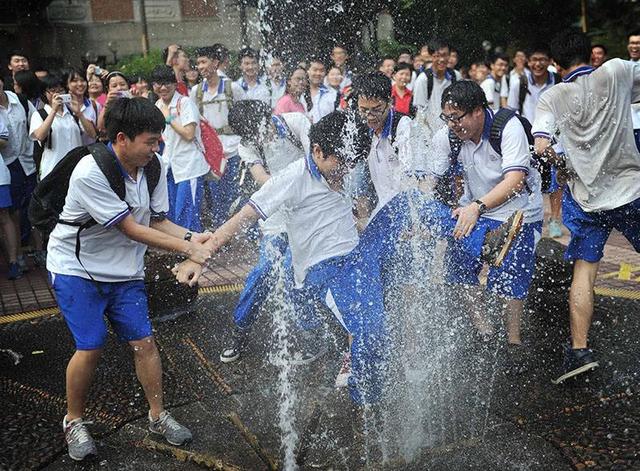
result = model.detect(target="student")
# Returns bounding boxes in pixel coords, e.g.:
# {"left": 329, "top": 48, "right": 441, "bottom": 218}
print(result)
{"left": 190, "top": 46, "right": 241, "bottom": 228}
{"left": 63, "top": 68, "right": 98, "bottom": 146}
{"left": 47, "top": 97, "right": 212, "bottom": 461}
{"left": 448, "top": 47, "right": 460, "bottom": 70}
{"left": 397, "top": 48, "right": 413, "bottom": 65}
{"left": 508, "top": 50, "right": 528, "bottom": 86}
{"left": 29, "top": 74, "right": 83, "bottom": 179}
{"left": 4, "top": 50, "right": 29, "bottom": 92}
{"left": 306, "top": 58, "right": 337, "bottom": 123}
{"left": 435, "top": 81, "right": 543, "bottom": 366}
{"left": 96, "top": 71, "right": 131, "bottom": 130}
{"left": 480, "top": 53, "right": 509, "bottom": 111}
{"left": 391, "top": 63, "right": 414, "bottom": 117}
{"left": 266, "top": 56, "right": 287, "bottom": 108}
{"left": 628, "top": 31, "right": 640, "bottom": 62}
{"left": 532, "top": 31, "right": 640, "bottom": 383}
{"left": 219, "top": 100, "right": 311, "bottom": 362}
{"left": 152, "top": 65, "right": 209, "bottom": 232}
{"left": 507, "top": 44, "right": 563, "bottom": 238}
{"left": 274, "top": 67, "right": 309, "bottom": 115}
{"left": 163, "top": 44, "right": 190, "bottom": 96}
{"left": 174, "top": 111, "right": 526, "bottom": 404}
{"left": 378, "top": 56, "right": 396, "bottom": 79}
{"left": 233, "top": 47, "right": 271, "bottom": 105}
{"left": 0, "top": 77, "right": 37, "bottom": 277}
{"left": 0, "top": 114, "right": 21, "bottom": 279}
{"left": 328, "top": 45, "right": 352, "bottom": 89}
{"left": 590, "top": 44, "right": 607, "bottom": 68}
{"left": 412, "top": 39, "right": 461, "bottom": 114}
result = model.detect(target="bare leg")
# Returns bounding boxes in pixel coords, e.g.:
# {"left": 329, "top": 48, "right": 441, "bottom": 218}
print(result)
{"left": 0, "top": 208, "right": 18, "bottom": 263}
{"left": 459, "top": 285, "right": 494, "bottom": 336}
{"left": 549, "top": 187, "right": 563, "bottom": 222}
{"left": 569, "top": 260, "right": 599, "bottom": 349}
{"left": 66, "top": 349, "right": 103, "bottom": 421}
{"left": 504, "top": 298, "right": 524, "bottom": 345}
{"left": 130, "top": 336, "right": 164, "bottom": 419}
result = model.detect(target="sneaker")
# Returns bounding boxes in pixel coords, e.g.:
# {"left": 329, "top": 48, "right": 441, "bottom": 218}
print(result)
{"left": 548, "top": 219, "right": 563, "bottom": 238}
{"left": 220, "top": 327, "right": 250, "bottom": 363}
{"left": 552, "top": 346, "right": 599, "bottom": 384}
{"left": 63, "top": 416, "right": 97, "bottom": 461}
{"left": 334, "top": 351, "right": 352, "bottom": 388}
{"left": 148, "top": 410, "right": 192, "bottom": 446}
{"left": 504, "top": 343, "right": 528, "bottom": 374}
{"left": 7, "top": 262, "right": 22, "bottom": 280}
{"left": 481, "top": 210, "right": 524, "bottom": 267}
{"left": 289, "top": 330, "right": 326, "bottom": 365}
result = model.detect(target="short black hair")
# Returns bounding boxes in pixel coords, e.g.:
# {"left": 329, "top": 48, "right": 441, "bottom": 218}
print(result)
{"left": 628, "top": 31, "right": 640, "bottom": 40}
{"left": 441, "top": 80, "right": 488, "bottom": 113}
{"left": 591, "top": 44, "right": 608, "bottom": 55}
{"left": 354, "top": 72, "right": 391, "bottom": 101}
{"left": 489, "top": 52, "right": 509, "bottom": 64}
{"left": 195, "top": 46, "right": 221, "bottom": 61}
{"left": 62, "top": 68, "right": 86, "bottom": 88}
{"left": 526, "top": 43, "right": 551, "bottom": 59}
{"left": 6, "top": 50, "right": 29, "bottom": 62}
{"left": 393, "top": 62, "right": 413, "bottom": 74}
{"left": 228, "top": 99, "right": 272, "bottom": 144}
{"left": 104, "top": 97, "right": 165, "bottom": 142}
{"left": 212, "top": 43, "right": 229, "bottom": 61}
{"left": 239, "top": 47, "right": 258, "bottom": 61}
{"left": 309, "top": 110, "right": 369, "bottom": 165}
{"left": 150, "top": 65, "right": 177, "bottom": 84}
{"left": 39, "top": 74, "right": 65, "bottom": 104}
{"left": 427, "top": 38, "right": 450, "bottom": 55}
{"left": 105, "top": 71, "right": 130, "bottom": 88}
{"left": 377, "top": 56, "right": 395, "bottom": 68}
{"left": 14, "top": 70, "right": 41, "bottom": 100}
{"left": 550, "top": 30, "right": 591, "bottom": 70}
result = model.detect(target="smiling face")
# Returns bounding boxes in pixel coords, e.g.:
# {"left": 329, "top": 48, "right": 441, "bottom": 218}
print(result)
{"left": 357, "top": 95, "right": 390, "bottom": 133}
{"left": 628, "top": 35, "right": 640, "bottom": 61}
{"left": 108, "top": 75, "right": 129, "bottom": 92}
{"left": 490, "top": 58, "right": 508, "bottom": 80}
{"left": 378, "top": 59, "right": 396, "bottom": 78}
{"left": 116, "top": 131, "right": 162, "bottom": 168}
{"left": 431, "top": 47, "right": 450, "bottom": 75}
{"left": 67, "top": 73, "right": 87, "bottom": 96}
{"left": 8, "top": 55, "right": 29, "bottom": 75}
{"left": 331, "top": 47, "right": 348, "bottom": 67}
{"left": 240, "top": 56, "right": 259, "bottom": 81}
{"left": 393, "top": 68, "right": 411, "bottom": 88}
{"left": 307, "top": 61, "right": 326, "bottom": 87}
{"left": 327, "top": 66, "right": 343, "bottom": 88}
{"left": 287, "top": 68, "right": 308, "bottom": 96}
{"left": 441, "top": 102, "right": 484, "bottom": 142}
{"left": 154, "top": 80, "right": 176, "bottom": 102}
{"left": 311, "top": 144, "right": 350, "bottom": 186}
{"left": 528, "top": 52, "right": 551, "bottom": 81}
{"left": 88, "top": 75, "right": 103, "bottom": 96}
{"left": 196, "top": 55, "right": 218, "bottom": 81}
{"left": 590, "top": 46, "right": 606, "bottom": 67}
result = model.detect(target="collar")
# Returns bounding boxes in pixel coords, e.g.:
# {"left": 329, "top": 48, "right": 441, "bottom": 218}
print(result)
{"left": 241, "top": 76, "right": 261, "bottom": 92}
{"left": 430, "top": 66, "right": 454, "bottom": 81}
{"left": 271, "top": 115, "right": 287, "bottom": 139}
{"left": 391, "top": 85, "right": 411, "bottom": 98}
{"left": 562, "top": 65, "right": 595, "bottom": 83}
{"left": 381, "top": 108, "right": 395, "bottom": 139}
{"left": 304, "top": 152, "right": 322, "bottom": 180}
{"left": 107, "top": 142, "right": 136, "bottom": 181}
{"left": 527, "top": 69, "right": 555, "bottom": 86}
{"left": 202, "top": 78, "right": 225, "bottom": 95}
{"left": 481, "top": 108, "right": 494, "bottom": 141}
{"left": 4, "top": 91, "right": 20, "bottom": 107}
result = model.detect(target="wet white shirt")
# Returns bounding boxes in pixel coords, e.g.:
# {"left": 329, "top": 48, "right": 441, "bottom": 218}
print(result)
{"left": 0, "top": 91, "right": 36, "bottom": 175}
{"left": 47, "top": 151, "right": 169, "bottom": 281}
{"left": 532, "top": 60, "right": 640, "bottom": 212}
{"left": 481, "top": 75, "right": 507, "bottom": 111}
{"left": 249, "top": 156, "right": 358, "bottom": 287}
{"left": 239, "top": 112, "right": 310, "bottom": 235}
{"left": 309, "top": 85, "right": 337, "bottom": 123}
{"left": 190, "top": 77, "right": 241, "bottom": 158}
{"left": 232, "top": 77, "right": 271, "bottom": 105}
{"left": 29, "top": 104, "right": 83, "bottom": 179}
{"left": 157, "top": 92, "right": 209, "bottom": 183}
{"left": 507, "top": 70, "right": 558, "bottom": 123}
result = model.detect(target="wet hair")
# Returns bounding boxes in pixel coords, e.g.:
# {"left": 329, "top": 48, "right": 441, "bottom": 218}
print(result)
{"left": 441, "top": 80, "right": 488, "bottom": 113}
{"left": 195, "top": 46, "right": 220, "bottom": 61}
{"left": 104, "top": 97, "right": 165, "bottom": 142}
{"left": 239, "top": 47, "right": 258, "bottom": 61}
{"left": 427, "top": 38, "right": 450, "bottom": 55}
{"left": 354, "top": 72, "right": 391, "bottom": 101}
{"left": 309, "top": 110, "right": 369, "bottom": 165}
{"left": 393, "top": 62, "right": 413, "bottom": 74}
{"left": 526, "top": 43, "right": 551, "bottom": 59}
{"left": 39, "top": 74, "right": 66, "bottom": 104}
{"left": 14, "top": 70, "right": 41, "bottom": 100}
{"left": 105, "top": 71, "right": 130, "bottom": 88}
{"left": 550, "top": 31, "right": 591, "bottom": 70}
{"left": 227, "top": 100, "right": 272, "bottom": 144}
{"left": 150, "top": 65, "right": 177, "bottom": 84}
{"left": 489, "top": 52, "right": 509, "bottom": 65}
{"left": 591, "top": 44, "right": 607, "bottom": 55}
{"left": 211, "top": 43, "right": 229, "bottom": 61}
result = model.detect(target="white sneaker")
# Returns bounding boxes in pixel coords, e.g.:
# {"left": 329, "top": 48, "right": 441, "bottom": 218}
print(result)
{"left": 63, "top": 416, "right": 97, "bottom": 461}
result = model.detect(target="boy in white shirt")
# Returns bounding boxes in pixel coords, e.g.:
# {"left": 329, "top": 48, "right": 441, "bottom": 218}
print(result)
{"left": 307, "top": 58, "right": 338, "bottom": 123}
{"left": 480, "top": 53, "right": 509, "bottom": 111}
{"left": 233, "top": 47, "right": 271, "bottom": 105}
{"left": 152, "top": 65, "right": 209, "bottom": 231}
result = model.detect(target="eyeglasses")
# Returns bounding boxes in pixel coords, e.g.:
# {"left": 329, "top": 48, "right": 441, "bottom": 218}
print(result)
{"left": 358, "top": 104, "right": 388, "bottom": 117}
{"left": 439, "top": 111, "right": 468, "bottom": 124}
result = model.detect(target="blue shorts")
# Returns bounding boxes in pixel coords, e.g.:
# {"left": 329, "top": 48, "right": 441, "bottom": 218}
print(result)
{"left": 445, "top": 218, "right": 542, "bottom": 300}
{"left": 562, "top": 188, "right": 640, "bottom": 263}
{"left": 50, "top": 273, "right": 153, "bottom": 350}
{"left": 167, "top": 169, "right": 204, "bottom": 232}
{"left": 8, "top": 160, "right": 37, "bottom": 211}
{"left": 543, "top": 165, "right": 561, "bottom": 194}
{"left": 0, "top": 185, "right": 11, "bottom": 209}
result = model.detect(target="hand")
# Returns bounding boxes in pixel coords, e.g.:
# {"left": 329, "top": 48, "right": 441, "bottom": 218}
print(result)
{"left": 172, "top": 260, "right": 203, "bottom": 287}
{"left": 51, "top": 93, "right": 63, "bottom": 113}
{"left": 536, "top": 145, "right": 564, "bottom": 167}
{"left": 86, "top": 64, "right": 97, "bottom": 80}
{"left": 166, "top": 44, "right": 179, "bottom": 66}
{"left": 69, "top": 97, "right": 82, "bottom": 116}
{"left": 191, "top": 231, "right": 213, "bottom": 244}
{"left": 185, "top": 239, "right": 212, "bottom": 264}
{"left": 106, "top": 90, "right": 121, "bottom": 104}
{"left": 452, "top": 203, "right": 481, "bottom": 240}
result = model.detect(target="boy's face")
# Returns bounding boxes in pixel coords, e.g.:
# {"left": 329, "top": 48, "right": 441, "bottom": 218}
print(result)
{"left": 378, "top": 59, "right": 395, "bottom": 78}
{"left": 307, "top": 62, "right": 326, "bottom": 86}
{"left": 441, "top": 103, "right": 483, "bottom": 141}
{"left": 528, "top": 52, "right": 550, "bottom": 80}
{"left": 591, "top": 47, "right": 606, "bottom": 67}
{"left": 196, "top": 56, "right": 218, "bottom": 80}
{"left": 312, "top": 144, "right": 350, "bottom": 186}
{"left": 118, "top": 131, "right": 161, "bottom": 167}
{"left": 398, "top": 53, "right": 412, "bottom": 64}
{"left": 241, "top": 56, "right": 259, "bottom": 79}
{"left": 628, "top": 35, "right": 640, "bottom": 61}
{"left": 431, "top": 47, "right": 450, "bottom": 74}
{"left": 331, "top": 47, "right": 348, "bottom": 66}
{"left": 8, "top": 55, "right": 29, "bottom": 75}
{"left": 491, "top": 58, "right": 508, "bottom": 79}
{"left": 357, "top": 95, "right": 390, "bottom": 132}
{"left": 154, "top": 81, "right": 176, "bottom": 101}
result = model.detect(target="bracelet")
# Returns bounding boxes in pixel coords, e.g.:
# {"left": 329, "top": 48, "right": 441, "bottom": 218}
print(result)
{"left": 183, "top": 231, "right": 192, "bottom": 241}
{"left": 165, "top": 115, "right": 174, "bottom": 125}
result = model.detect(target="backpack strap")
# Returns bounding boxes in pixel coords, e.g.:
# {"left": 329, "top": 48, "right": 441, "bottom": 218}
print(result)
{"left": 426, "top": 68, "right": 434, "bottom": 101}
{"left": 17, "top": 93, "right": 29, "bottom": 120}
{"left": 518, "top": 74, "right": 529, "bottom": 113}
{"left": 273, "top": 115, "right": 304, "bottom": 151}
{"left": 489, "top": 108, "right": 517, "bottom": 156}
{"left": 447, "top": 68, "right": 457, "bottom": 84}
{"left": 145, "top": 155, "right": 162, "bottom": 197}
{"left": 37, "top": 108, "right": 53, "bottom": 149}
{"left": 89, "top": 142, "right": 126, "bottom": 200}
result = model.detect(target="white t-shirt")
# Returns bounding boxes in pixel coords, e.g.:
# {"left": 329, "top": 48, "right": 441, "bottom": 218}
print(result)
{"left": 412, "top": 68, "right": 462, "bottom": 142}
{"left": 238, "top": 112, "right": 310, "bottom": 235}
{"left": 432, "top": 109, "right": 543, "bottom": 223}
{"left": 532, "top": 60, "right": 640, "bottom": 212}
{"left": 249, "top": 156, "right": 358, "bottom": 287}
{"left": 29, "top": 104, "right": 83, "bottom": 179}
{"left": 309, "top": 85, "right": 337, "bottom": 123}
{"left": 157, "top": 93, "right": 209, "bottom": 183}
{"left": 507, "top": 70, "right": 558, "bottom": 123}
{"left": 80, "top": 98, "right": 99, "bottom": 147}
{"left": 267, "top": 77, "right": 287, "bottom": 109}
{"left": 0, "top": 91, "right": 36, "bottom": 175}
{"left": 0, "top": 116, "right": 10, "bottom": 185}
{"left": 47, "top": 151, "right": 169, "bottom": 282}
{"left": 481, "top": 75, "right": 507, "bottom": 111}
{"left": 232, "top": 77, "right": 271, "bottom": 105}
{"left": 190, "top": 78, "right": 241, "bottom": 158}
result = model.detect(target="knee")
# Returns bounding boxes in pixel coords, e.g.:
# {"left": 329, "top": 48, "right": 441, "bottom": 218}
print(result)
{"left": 129, "top": 337, "right": 158, "bottom": 357}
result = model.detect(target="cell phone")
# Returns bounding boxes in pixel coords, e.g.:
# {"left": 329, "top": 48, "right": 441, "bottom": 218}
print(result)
{"left": 117, "top": 91, "right": 132, "bottom": 98}
{"left": 94, "top": 66, "right": 102, "bottom": 75}
{"left": 58, "top": 94, "right": 72, "bottom": 103}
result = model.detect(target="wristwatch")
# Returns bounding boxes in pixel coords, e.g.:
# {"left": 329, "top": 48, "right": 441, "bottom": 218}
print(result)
{"left": 474, "top": 199, "right": 488, "bottom": 215}
{"left": 183, "top": 231, "right": 193, "bottom": 241}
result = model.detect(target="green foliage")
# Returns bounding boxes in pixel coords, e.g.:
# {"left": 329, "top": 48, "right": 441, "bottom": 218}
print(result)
{"left": 377, "top": 39, "right": 416, "bottom": 59}
{"left": 114, "top": 50, "right": 164, "bottom": 79}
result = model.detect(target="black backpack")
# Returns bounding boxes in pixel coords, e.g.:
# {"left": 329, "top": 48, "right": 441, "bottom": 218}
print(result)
{"left": 29, "top": 142, "right": 161, "bottom": 276}
{"left": 423, "top": 67, "right": 458, "bottom": 101}
{"left": 517, "top": 72, "right": 561, "bottom": 114}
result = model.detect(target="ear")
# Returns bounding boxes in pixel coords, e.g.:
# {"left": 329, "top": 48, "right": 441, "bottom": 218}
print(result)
{"left": 115, "top": 132, "right": 129, "bottom": 145}
{"left": 312, "top": 143, "right": 324, "bottom": 160}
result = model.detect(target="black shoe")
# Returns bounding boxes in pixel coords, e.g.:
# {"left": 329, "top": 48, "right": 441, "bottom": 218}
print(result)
{"left": 481, "top": 210, "right": 524, "bottom": 267}
{"left": 220, "top": 327, "right": 249, "bottom": 363}
{"left": 552, "top": 346, "right": 599, "bottom": 384}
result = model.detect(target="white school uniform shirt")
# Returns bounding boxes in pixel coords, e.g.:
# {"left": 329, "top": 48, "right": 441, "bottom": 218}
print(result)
{"left": 309, "top": 85, "right": 337, "bottom": 123}
{"left": 481, "top": 75, "right": 507, "bottom": 111}
{"left": 507, "top": 70, "right": 558, "bottom": 123}
{"left": 191, "top": 77, "right": 241, "bottom": 158}
{"left": 80, "top": 98, "right": 98, "bottom": 147}
{"left": 239, "top": 112, "right": 310, "bottom": 235}
{"left": 432, "top": 109, "right": 543, "bottom": 223}
{"left": 0, "top": 91, "right": 36, "bottom": 175}
{"left": 157, "top": 93, "right": 209, "bottom": 183}
{"left": 232, "top": 77, "right": 271, "bottom": 105}
{"left": 47, "top": 150, "right": 170, "bottom": 282}
{"left": 249, "top": 155, "right": 358, "bottom": 287}
{"left": 29, "top": 104, "right": 83, "bottom": 179}
{"left": 267, "top": 77, "right": 287, "bottom": 109}
{"left": 532, "top": 60, "right": 640, "bottom": 212}
{"left": 0, "top": 116, "right": 11, "bottom": 185}
{"left": 412, "top": 68, "right": 462, "bottom": 110}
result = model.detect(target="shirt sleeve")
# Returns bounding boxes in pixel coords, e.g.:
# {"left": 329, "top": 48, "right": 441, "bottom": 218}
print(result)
{"left": 500, "top": 118, "right": 531, "bottom": 175}
{"left": 531, "top": 92, "right": 556, "bottom": 139}
{"left": 29, "top": 109, "right": 44, "bottom": 142}
{"left": 506, "top": 76, "right": 520, "bottom": 110}
{"left": 248, "top": 161, "right": 300, "bottom": 220}
{"left": 427, "top": 126, "right": 455, "bottom": 177}
{"left": 412, "top": 73, "right": 428, "bottom": 108}
{"left": 238, "top": 142, "right": 263, "bottom": 166}
{"left": 178, "top": 97, "right": 199, "bottom": 127}
{"left": 500, "top": 75, "right": 509, "bottom": 98}
{"left": 480, "top": 79, "right": 495, "bottom": 106}
{"left": 150, "top": 157, "right": 170, "bottom": 215}
{"left": 282, "top": 112, "right": 311, "bottom": 154}
{"left": 0, "top": 115, "right": 8, "bottom": 141}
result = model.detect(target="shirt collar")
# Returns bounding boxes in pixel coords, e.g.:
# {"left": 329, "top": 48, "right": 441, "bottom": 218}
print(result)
{"left": 304, "top": 152, "right": 322, "bottom": 180}
{"left": 527, "top": 69, "right": 556, "bottom": 86}
{"left": 562, "top": 65, "right": 595, "bottom": 83}
{"left": 241, "top": 76, "right": 261, "bottom": 91}
{"left": 481, "top": 108, "right": 494, "bottom": 141}
{"left": 202, "top": 77, "right": 225, "bottom": 96}
{"left": 430, "top": 66, "right": 454, "bottom": 81}
{"left": 107, "top": 142, "right": 136, "bottom": 181}
{"left": 381, "top": 108, "right": 395, "bottom": 139}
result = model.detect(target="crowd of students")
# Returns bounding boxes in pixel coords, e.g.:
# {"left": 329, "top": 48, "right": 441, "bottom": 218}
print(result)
{"left": 1, "top": 29, "right": 639, "bottom": 462}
